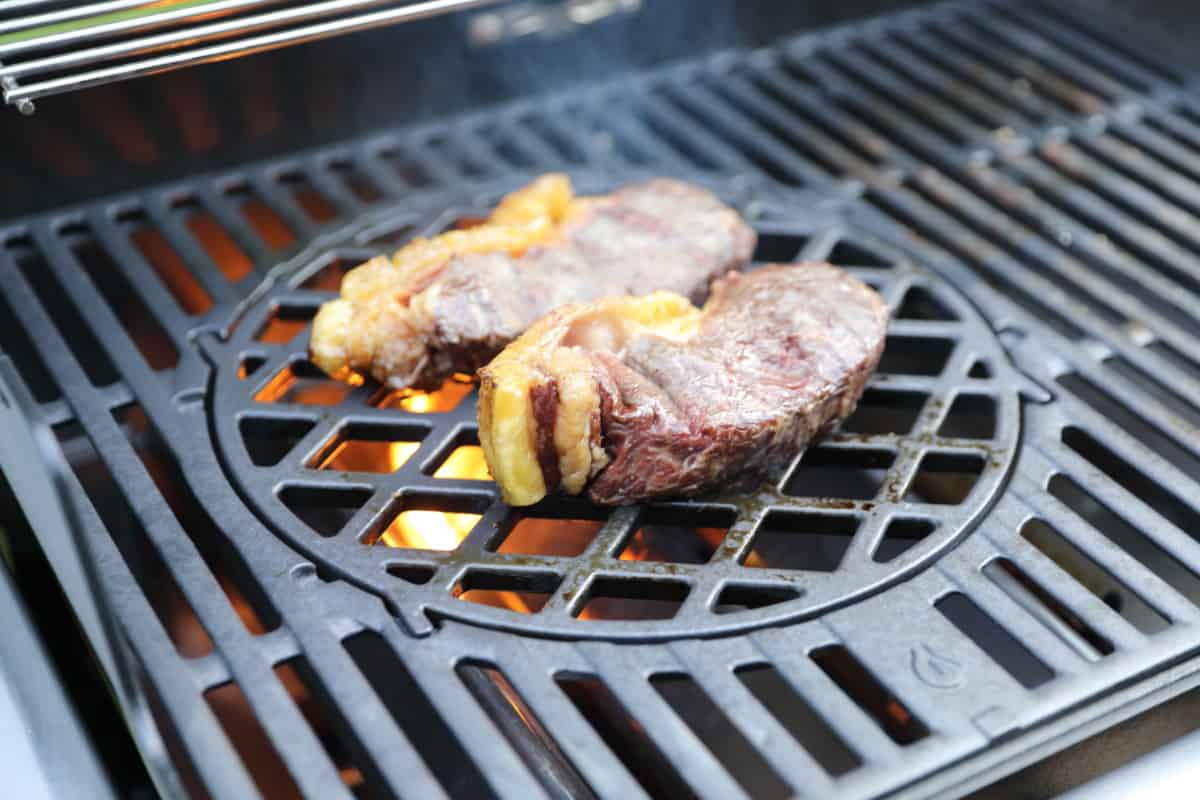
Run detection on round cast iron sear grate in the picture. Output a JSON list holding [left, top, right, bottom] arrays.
[[207, 176, 1022, 640]]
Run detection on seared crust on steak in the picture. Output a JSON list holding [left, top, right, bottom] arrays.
[[309, 175, 755, 390], [478, 264, 889, 505]]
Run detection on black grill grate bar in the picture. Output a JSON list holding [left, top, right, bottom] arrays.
[[490, 116, 568, 169], [61, 475, 265, 799], [939, 536, 1089, 676], [495, 649, 651, 799], [751, 62, 898, 169], [304, 155, 369, 219], [866, 37, 1017, 132], [1084, 131, 1200, 219], [84, 207, 196, 345], [822, 46, 995, 147], [1051, 403, 1200, 539], [659, 77, 822, 185], [0, 247, 345, 796], [378, 627, 549, 800], [194, 183, 277, 273], [669, 639, 839, 792], [15, 222, 439, 796], [356, 143, 416, 198], [969, 13, 1147, 103], [987, 495, 1151, 653], [455, 127, 524, 177], [577, 643, 751, 798], [929, 162, 1200, 365], [715, 71, 877, 178], [925, 19, 1103, 116], [297, 627, 461, 798], [1052, 364, 1200, 485], [971, 156, 1200, 342], [140, 194, 245, 307], [1147, 98, 1200, 148], [1006, 155, 1200, 329], [796, 53, 966, 161], [1016, 448, 1200, 625], [536, 103, 616, 167], [881, 179, 1106, 329], [1011, 466, 1200, 627], [1034, 142, 1200, 264], [890, 171, 1200, 393], [249, 172, 322, 243], [627, 88, 754, 173], [31, 224, 176, 379], [1115, 112, 1200, 185], [748, 628, 903, 766], [895, 27, 1058, 126], [1018, 0, 1185, 85], [575, 98, 687, 169]]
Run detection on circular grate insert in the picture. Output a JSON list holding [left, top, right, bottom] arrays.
[[207, 175, 1023, 640]]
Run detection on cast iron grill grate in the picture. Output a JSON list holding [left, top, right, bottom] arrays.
[[0, 1, 1199, 798], [206, 179, 1024, 641]]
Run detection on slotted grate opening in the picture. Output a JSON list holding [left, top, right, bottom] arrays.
[[577, 578, 690, 621], [310, 423, 426, 474], [1020, 517, 1169, 635], [54, 420, 214, 658], [556, 673, 695, 799], [256, 305, 317, 345], [176, 197, 255, 282], [343, 632, 494, 800], [205, 680, 303, 799], [735, 664, 861, 777], [936, 591, 1055, 689], [369, 493, 489, 550], [744, 511, 860, 571], [453, 570, 561, 614], [255, 360, 361, 405], [651, 672, 792, 800], [128, 217, 215, 316], [496, 514, 604, 558], [812, 645, 929, 745], [784, 447, 895, 500]]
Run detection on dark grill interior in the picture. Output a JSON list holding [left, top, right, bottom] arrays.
[[3, 1, 1200, 798]]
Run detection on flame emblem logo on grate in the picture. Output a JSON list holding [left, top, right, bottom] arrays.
[[207, 176, 1026, 640]]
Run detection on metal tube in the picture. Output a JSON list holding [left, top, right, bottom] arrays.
[[3, 0, 501, 104], [1, 0, 456, 79], [0, 0, 284, 58], [0, 0, 190, 36]]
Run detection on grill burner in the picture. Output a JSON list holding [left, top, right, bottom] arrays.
[[2, 1, 1200, 798], [209, 172, 1026, 639]]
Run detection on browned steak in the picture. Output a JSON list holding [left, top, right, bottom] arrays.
[[478, 263, 889, 506], [310, 177, 756, 391]]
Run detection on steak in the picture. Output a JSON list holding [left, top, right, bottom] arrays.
[[309, 175, 755, 390], [478, 263, 889, 505]]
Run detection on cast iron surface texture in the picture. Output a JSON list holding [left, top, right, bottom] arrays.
[[1, 0, 1200, 798]]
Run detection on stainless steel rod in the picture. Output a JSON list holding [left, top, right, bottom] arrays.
[[4, 0, 501, 103], [1, 0, 459, 79], [0, 0, 180, 35], [0, 0, 87, 16], [0, 0, 284, 58]]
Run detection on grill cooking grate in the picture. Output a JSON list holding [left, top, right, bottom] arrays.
[[1, 1, 1200, 798], [208, 177, 1025, 641]]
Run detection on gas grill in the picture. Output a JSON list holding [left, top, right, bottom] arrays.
[[3, 1, 1200, 798]]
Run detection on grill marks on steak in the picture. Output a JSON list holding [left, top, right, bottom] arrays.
[[477, 264, 889, 505], [308, 176, 755, 390]]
